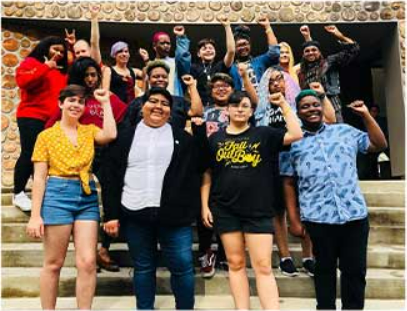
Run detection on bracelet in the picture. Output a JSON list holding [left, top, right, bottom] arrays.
[[265, 28, 272, 34]]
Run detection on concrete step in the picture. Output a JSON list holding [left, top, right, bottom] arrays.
[[3, 181, 404, 207], [363, 192, 405, 207], [359, 180, 405, 193], [3, 180, 403, 194], [2, 267, 404, 299], [2, 296, 405, 310], [3, 204, 404, 226], [2, 243, 404, 269], [3, 222, 404, 245]]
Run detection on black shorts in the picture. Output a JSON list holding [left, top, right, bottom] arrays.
[[213, 207, 275, 235]]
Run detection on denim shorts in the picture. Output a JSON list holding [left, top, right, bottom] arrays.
[[41, 177, 100, 225]]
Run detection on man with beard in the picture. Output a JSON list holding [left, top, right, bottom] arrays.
[[298, 25, 360, 123], [229, 16, 280, 92], [152, 27, 191, 97], [280, 90, 387, 309], [123, 60, 203, 128]]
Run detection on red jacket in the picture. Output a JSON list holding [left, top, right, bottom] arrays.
[[16, 57, 67, 121]]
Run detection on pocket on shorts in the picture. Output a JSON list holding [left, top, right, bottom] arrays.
[[45, 178, 70, 198]]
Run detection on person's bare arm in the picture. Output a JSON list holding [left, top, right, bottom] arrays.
[[93, 89, 117, 144], [348, 100, 387, 152], [182, 75, 204, 117], [283, 176, 306, 237], [219, 16, 235, 68], [102, 66, 112, 91], [299, 25, 313, 42], [269, 92, 303, 145], [258, 16, 277, 45], [309, 82, 336, 124], [26, 162, 48, 239], [325, 25, 354, 44], [237, 63, 258, 106], [89, 4, 102, 64], [201, 170, 213, 228]]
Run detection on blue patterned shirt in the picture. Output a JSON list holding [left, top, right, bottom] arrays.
[[280, 123, 370, 224]]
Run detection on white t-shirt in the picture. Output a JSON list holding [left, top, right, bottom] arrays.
[[121, 121, 174, 211]]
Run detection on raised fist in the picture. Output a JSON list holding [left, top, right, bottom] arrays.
[[269, 92, 287, 107], [173, 25, 185, 36]]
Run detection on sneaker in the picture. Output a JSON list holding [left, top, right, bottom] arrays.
[[13, 191, 32, 212], [279, 258, 299, 277], [302, 258, 315, 277], [199, 250, 216, 278]]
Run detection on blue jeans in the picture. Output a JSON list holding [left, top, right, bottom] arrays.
[[123, 208, 195, 310]]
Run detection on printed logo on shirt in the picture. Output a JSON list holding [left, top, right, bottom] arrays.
[[268, 106, 284, 126], [216, 140, 262, 168], [87, 103, 104, 118]]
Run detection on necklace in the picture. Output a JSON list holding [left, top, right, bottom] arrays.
[[202, 62, 212, 81]]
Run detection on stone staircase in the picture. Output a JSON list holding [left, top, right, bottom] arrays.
[[1, 181, 405, 309]]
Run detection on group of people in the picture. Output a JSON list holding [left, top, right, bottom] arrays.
[[18, 6, 387, 310]]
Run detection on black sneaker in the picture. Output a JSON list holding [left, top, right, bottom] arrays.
[[279, 258, 299, 277], [303, 258, 315, 277]]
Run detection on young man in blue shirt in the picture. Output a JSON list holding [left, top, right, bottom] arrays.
[[280, 90, 387, 309]]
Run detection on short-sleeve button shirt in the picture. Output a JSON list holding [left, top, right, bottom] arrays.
[[280, 123, 370, 224], [32, 122, 100, 194]]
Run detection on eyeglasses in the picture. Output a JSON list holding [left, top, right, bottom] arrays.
[[147, 97, 171, 107], [212, 83, 232, 90], [269, 74, 284, 84]]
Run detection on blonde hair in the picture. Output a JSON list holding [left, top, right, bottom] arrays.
[[279, 42, 299, 84]]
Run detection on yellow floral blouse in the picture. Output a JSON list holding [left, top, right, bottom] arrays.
[[32, 122, 101, 195]]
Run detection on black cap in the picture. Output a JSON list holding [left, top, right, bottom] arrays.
[[143, 87, 173, 108], [233, 25, 251, 41], [302, 40, 321, 51]]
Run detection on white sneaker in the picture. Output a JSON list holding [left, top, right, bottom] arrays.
[[13, 191, 32, 212]]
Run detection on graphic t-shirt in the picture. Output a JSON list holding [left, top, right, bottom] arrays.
[[203, 105, 229, 137], [208, 126, 286, 217], [191, 61, 230, 106]]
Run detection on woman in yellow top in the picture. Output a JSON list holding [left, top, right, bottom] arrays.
[[26, 84, 117, 310]]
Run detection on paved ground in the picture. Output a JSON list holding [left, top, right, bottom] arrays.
[[2, 296, 405, 310]]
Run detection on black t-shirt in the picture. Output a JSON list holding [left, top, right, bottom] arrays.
[[191, 60, 230, 107], [208, 126, 286, 217], [268, 106, 286, 129]]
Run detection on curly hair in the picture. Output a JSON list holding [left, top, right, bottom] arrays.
[[67, 57, 102, 94], [28, 36, 68, 73]]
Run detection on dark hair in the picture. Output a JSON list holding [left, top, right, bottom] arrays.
[[28, 36, 68, 73], [228, 90, 255, 108], [233, 25, 251, 42], [295, 89, 320, 110], [146, 60, 170, 76], [210, 73, 235, 88], [370, 104, 380, 112], [58, 84, 86, 102], [142, 87, 173, 108], [197, 38, 216, 50], [68, 57, 102, 93]]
